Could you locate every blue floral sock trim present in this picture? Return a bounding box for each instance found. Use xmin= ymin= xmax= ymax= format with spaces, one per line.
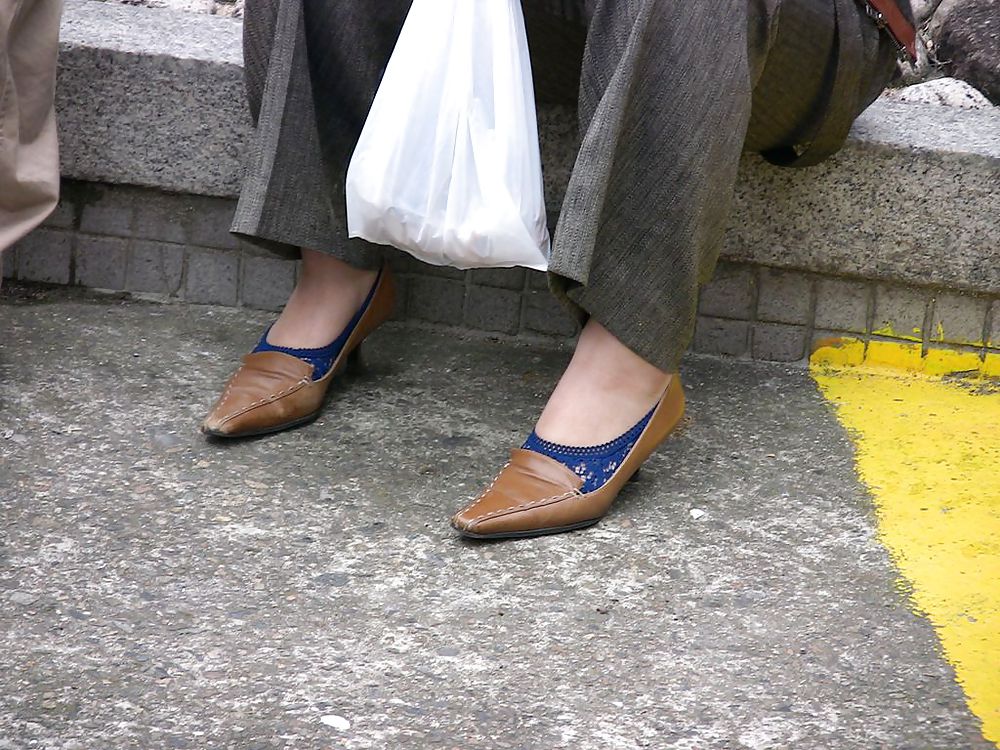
xmin=252 ymin=268 xmax=381 ymax=381
xmin=521 ymin=404 xmax=657 ymax=493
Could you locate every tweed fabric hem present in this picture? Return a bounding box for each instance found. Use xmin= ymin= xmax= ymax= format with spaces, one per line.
xmin=230 ymin=0 xmax=386 ymax=269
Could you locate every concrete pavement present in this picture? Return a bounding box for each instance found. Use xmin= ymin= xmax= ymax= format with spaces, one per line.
xmin=0 ymin=284 xmax=991 ymax=749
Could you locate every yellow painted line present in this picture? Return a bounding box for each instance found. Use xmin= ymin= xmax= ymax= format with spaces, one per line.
xmin=812 ymin=336 xmax=997 ymax=379
xmin=872 ymin=324 xmax=923 ymax=343
xmin=810 ymin=339 xmax=1000 ymax=746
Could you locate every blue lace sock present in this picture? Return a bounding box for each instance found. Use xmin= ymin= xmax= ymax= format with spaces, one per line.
xmin=521 ymin=405 xmax=657 ymax=493
xmin=251 ymin=268 xmax=381 ymax=381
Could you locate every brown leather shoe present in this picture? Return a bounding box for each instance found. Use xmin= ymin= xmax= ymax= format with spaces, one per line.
xmin=201 ymin=263 xmax=396 ymax=438
xmin=451 ymin=375 xmax=685 ymax=539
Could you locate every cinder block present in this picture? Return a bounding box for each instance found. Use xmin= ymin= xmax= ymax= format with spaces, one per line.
xmin=127 ymin=240 xmax=184 ymax=295
xmin=757 ymin=268 xmax=813 ymax=325
xmin=693 ymin=317 xmax=750 ymax=357
xmin=522 ymin=289 xmax=577 ymax=338
xmin=752 ymin=323 xmax=807 ymax=362
xmin=429 ymin=263 xmax=468 ymax=280
xmin=16 ymin=229 xmax=72 ymax=284
xmin=873 ymin=284 xmax=929 ymax=341
xmin=185 ymin=248 xmax=239 ymax=305
xmin=464 ymin=286 xmax=521 ymax=335
xmin=922 ymin=343 xmax=985 ymax=376
xmin=236 ymin=237 xmax=300 ymax=261
xmin=42 ymin=196 xmax=77 ymax=229
xmin=988 ymin=302 xmax=998 ymax=350
xmin=134 ymin=191 xmax=194 ymax=245
xmin=79 ymin=185 xmax=135 ymax=237
xmin=389 ymin=274 xmax=408 ymax=321
xmin=385 ymin=250 xmax=428 ymax=276
xmin=241 ymin=255 xmax=296 ymax=311
xmin=699 ymin=262 xmax=754 ymax=320
xmin=811 ymin=329 xmax=865 ymax=365
xmin=406 ymin=275 xmax=466 ymax=324
xmin=1 ymin=248 xmax=16 ymax=279
xmin=471 ymin=267 xmax=526 ymax=290
xmin=408 ymin=258 xmax=465 ymax=280
xmin=930 ymin=292 xmax=990 ymax=345
xmin=814 ymin=277 xmax=871 ymax=333
xmin=75 ymin=235 xmax=128 ymax=290
xmin=187 ymin=196 xmax=239 ymax=249
xmin=526 ymin=269 xmax=550 ymax=291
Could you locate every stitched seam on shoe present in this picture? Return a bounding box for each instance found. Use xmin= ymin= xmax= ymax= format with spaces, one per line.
xmin=469 ymin=490 xmax=582 ymax=524
xmin=217 ymin=376 xmax=310 ymax=423
xmin=455 ymin=462 xmax=510 ymax=520
xmin=214 ymin=363 xmax=245 ymax=412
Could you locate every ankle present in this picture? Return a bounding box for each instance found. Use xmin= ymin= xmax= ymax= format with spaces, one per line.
xmin=294 ymin=266 xmax=377 ymax=310
xmin=534 ymin=375 xmax=667 ymax=446
xmin=533 ymin=320 xmax=672 ymax=446
xmin=266 ymin=256 xmax=380 ymax=348
xmin=576 ymin=361 xmax=670 ymax=401
xmin=296 ymin=250 xmax=377 ymax=302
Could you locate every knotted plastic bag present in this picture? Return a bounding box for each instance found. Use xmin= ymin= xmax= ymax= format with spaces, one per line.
xmin=345 ymin=0 xmax=550 ymax=271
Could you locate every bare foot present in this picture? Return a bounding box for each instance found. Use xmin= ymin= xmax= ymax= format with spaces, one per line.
xmin=265 ymin=249 xmax=379 ymax=348
xmin=534 ymin=319 xmax=672 ymax=446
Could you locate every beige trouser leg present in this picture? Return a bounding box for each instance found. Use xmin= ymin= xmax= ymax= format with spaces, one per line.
xmin=0 ymin=0 xmax=62 ymax=258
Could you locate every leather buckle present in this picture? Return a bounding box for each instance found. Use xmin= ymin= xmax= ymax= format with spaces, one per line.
xmin=863 ymin=2 xmax=887 ymax=27
xmin=857 ymin=0 xmax=917 ymax=63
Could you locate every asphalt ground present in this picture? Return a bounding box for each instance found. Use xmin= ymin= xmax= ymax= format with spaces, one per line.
xmin=0 ymin=284 xmax=993 ymax=749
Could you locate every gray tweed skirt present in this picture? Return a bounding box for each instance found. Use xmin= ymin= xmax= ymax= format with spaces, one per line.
xmin=231 ymin=0 xmax=905 ymax=370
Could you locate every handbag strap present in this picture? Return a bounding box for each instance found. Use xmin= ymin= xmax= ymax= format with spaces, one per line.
xmin=860 ymin=0 xmax=917 ymax=62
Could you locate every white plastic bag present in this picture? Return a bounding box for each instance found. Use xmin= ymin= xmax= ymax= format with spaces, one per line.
xmin=345 ymin=0 xmax=550 ymax=271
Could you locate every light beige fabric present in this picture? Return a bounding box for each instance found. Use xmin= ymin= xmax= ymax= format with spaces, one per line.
xmin=0 ymin=0 xmax=62 ymax=257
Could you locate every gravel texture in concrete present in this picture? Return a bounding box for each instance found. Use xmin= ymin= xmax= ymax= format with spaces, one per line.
xmin=0 ymin=286 xmax=990 ymax=749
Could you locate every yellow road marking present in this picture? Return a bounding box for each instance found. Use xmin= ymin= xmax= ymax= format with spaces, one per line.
xmin=810 ymin=339 xmax=1000 ymax=746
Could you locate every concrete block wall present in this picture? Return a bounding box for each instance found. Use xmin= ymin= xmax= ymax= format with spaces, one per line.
xmin=5 ymin=180 xmax=997 ymax=367
xmin=694 ymin=263 xmax=998 ymax=364
xmin=1 ymin=182 xmax=578 ymax=342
